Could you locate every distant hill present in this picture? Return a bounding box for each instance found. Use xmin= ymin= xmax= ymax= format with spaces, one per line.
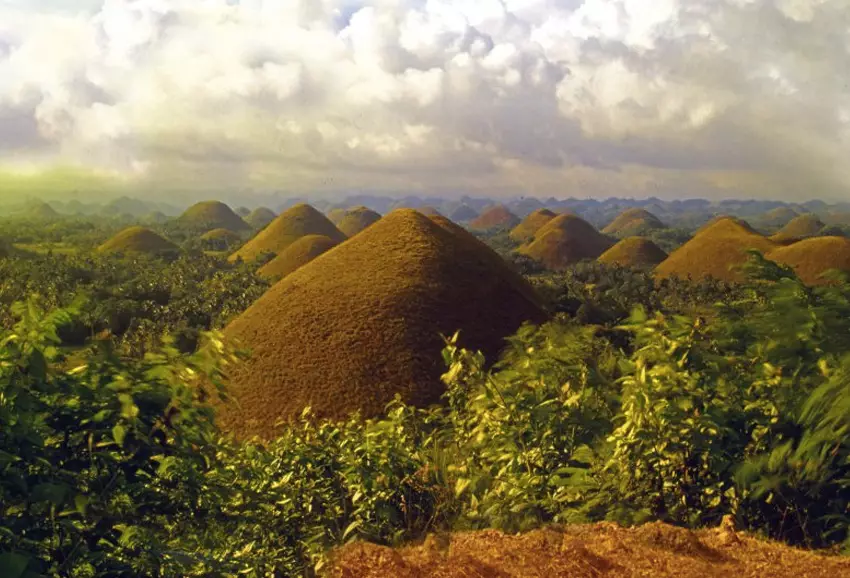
xmin=447 ymin=204 xmax=479 ymax=222
xmin=245 ymin=207 xmax=277 ymax=230
xmin=602 ymin=208 xmax=665 ymax=236
xmin=229 ymin=203 xmax=346 ymax=263
xmin=509 ymin=209 xmax=557 ymax=243
xmin=97 ymin=227 xmax=179 ymax=256
xmin=335 ymin=206 xmax=382 ymax=237
xmin=769 ymin=214 xmax=826 ymax=242
xmin=469 ymin=205 xmax=520 ymax=231
xmin=598 ymin=237 xmax=668 ymax=268
xmin=518 ymin=214 xmax=615 ymax=270
xmin=257 ymin=234 xmax=340 ymax=280
xmin=177 ymin=201 xmax=250 ymax=232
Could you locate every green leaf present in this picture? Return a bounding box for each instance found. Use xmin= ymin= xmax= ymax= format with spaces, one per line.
xmin=112 ymin=424 xmax=126 ymax=446
xmin=0 ymin=552 xmax=30 ymax=578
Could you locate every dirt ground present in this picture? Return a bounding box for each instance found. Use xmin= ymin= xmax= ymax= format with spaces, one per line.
xmin=327 ymin=520 xmax=850 ymax=578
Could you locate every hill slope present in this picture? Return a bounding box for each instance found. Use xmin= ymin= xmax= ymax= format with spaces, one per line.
xmin=767 ymin=236 xmax=850 ymax=285
xmin=228 ymin=203 xmax=346 ymax=263
xmin=598 ymin=237 xmax=668 ymax=267
xmin=218 ymin=209 xmax=546 ymax=439
xmin=518 ymin=214 xmax=615 ymax=270
xmin=655 ymin=217 xmax=777 ymax=282
xmin=97 ymin=227 xmax=179 ymax=256
xmin=509 ymin=208 xmax=557 ymax=243
xmin=256 ymin=234 xmax=340 ymax=280
xmin=177 ymin=201 xmax=250 ymax=232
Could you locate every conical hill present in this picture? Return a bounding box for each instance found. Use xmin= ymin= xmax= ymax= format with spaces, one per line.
xmin=767 ymin=236 xmax=850 ymax=286
xmin=509 ymin=209 xmax=557 ymax=243
xmin=257 ymin=234 xmax=340 ymax=280
xmin=655 ymin=217 xmax=777 ymax=282
xmin=598 ymin=237 xmax=668 ymax=268
xmin=769 ymin=213 xmax=825 ymax=242
xmin=228 ymin=203 xmax=346 ymax=263
xmin=602 ymin=208 xmax=665 ymax=236
xmin=245 ymin=207 xmax=277 ymax=229
xmin=177 ymin=201 xmax=249 ymax=232
xmin=218 ymin=209 xmax=546 ymax=439
xmin=97 ymin=226 xmax=179 ymax=256
xmin=335 ymin=206 xmax=382 ymax=237
xmin=518 ymin=214 xmax=615 ymax=270
xmin=469 ymin=205 xmax=520 ymax=231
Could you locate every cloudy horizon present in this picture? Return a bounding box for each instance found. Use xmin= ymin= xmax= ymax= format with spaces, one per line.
xmin=0 ymin=0 xmax=848 ymax=203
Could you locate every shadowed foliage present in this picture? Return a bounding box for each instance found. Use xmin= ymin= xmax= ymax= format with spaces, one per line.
xmin=177 ymin=201 xmax=250 ymax=232
xmin=602 ymin=208 xmax=665 ymax=236
xmin=468 ymin=205 xmax=520 ymax=231
xmin=509 ymin=208 xmax=557 ymax=243
xmin=336 ymin=206 xmax=382 ymax=237
xmin=767 ymin=236 xmax=850 ymax=285
xmin=244 ymin=207 xmax=277 ymax=229
xmin=598 ymin=236 xmax=668 ymax=268
xmin=256 ymin=234 xmax=340 ymax=280
xmin=518 ymin=214 xmax=615 ymax=271
xmin=217 ymin=209 xmax=546 ymax=439
xmin=228 ymin=203 xmax=346 ymax=263
xmin=770 ymin=213 xmax=826 ymax=242
xmin=97 ymin=226 xmax=179 ymax=256
xmin=655 ymin=217 xmax=777 ymax=282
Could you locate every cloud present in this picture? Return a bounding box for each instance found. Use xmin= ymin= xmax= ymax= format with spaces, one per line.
xmin=0 ymin=0 xmax=848 ymax=201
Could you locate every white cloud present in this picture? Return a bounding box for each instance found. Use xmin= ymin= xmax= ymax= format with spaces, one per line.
xmin=0 ymin=0 xmax=848 ymax=200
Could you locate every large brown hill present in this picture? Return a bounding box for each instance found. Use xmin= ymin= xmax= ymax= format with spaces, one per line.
xmin=598 ymin=237 xmax=667 ymax=268
xmin=602 ymin=208 xmax=665 ymax=236
xmin=767 ymin=236 xmax=850 ymax=285
xmin=769 ymin=213 xmax=825 ymax=242
xmin=509 ymin=209 xmax=557 ymax=243
xmin=177 ymin=201 xmax=249 ymax=232
xmin=218 ymin=209 xmax=546 ymax=439
xmin=518 ymin=214 xmax=615 ymax=270
xmin=228 ymin=203 xmax=346 ymax=263
xmin=336 ymin=206 xmax=382 ymax=237
xmin=469 ymin=205 xmax=520 ymax=231
xmin=97 ymin=226 xmax=179 ymax=256
xmin=256 ymin=234 xmax=339 ymax=281
xmin=655 ymin=217 xmax=777 ymax=283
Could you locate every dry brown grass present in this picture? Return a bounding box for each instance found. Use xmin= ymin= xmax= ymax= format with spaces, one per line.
xmin=602 ymin=208 xmax=665 ymax=236
xmin=327 ymin=207 xmax=349 ymax=225
xmin=518 ymin=214 xmax=615 ymax=271
xmin=326 ymin=520 xmax=850 ymax=578
xmin=177 ymin=201 xmax=250 ymax=231
xmin=245 ymin=207 xmax=277 ymax=229
xmin=767 ymin=236 xmax=850 ymax=285
xmin=448 ymin=205 xmax=479 ymax=222
xmin=257 ymin=234 xmax=340 ymax=280
xmin=598 ymin=237 xmax=667 ymax=268
xmin=469 ymin=205 xmax=520 ymax=231
xmin=228 ymin=203 xmax=347 ymax=263
xmin=770 ymin=214 xmax=826 ymax=242
xmin=655 ymin=217 xmax=778 ymax=283
xmin=336 ymin=206 xmax=382 ymax=237
xmin=509 ymin=209 xmax=556 ymax=243
xmin=97 ymin=226 xmax=179 ymax=256
xmin=217 ymin=209 xmax=546 ymax=439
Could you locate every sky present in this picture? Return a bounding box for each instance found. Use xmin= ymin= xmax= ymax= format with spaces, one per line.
xmin=0 ymin=0 xmax=848 ymax=203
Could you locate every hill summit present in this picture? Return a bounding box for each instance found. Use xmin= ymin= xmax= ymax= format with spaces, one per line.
xmin=770 ymin=213 xmax=825 ymax=242
xmin=97 ymin=226 xmax=179 ymax=256
xmin=509 ymin=208 xmax=557 ymax=243
xmin=177 ymin=201 xmax=250 ymax=232
xmin=655 ymin=217 xmax=777 ymax=282
xmin=518 ymin=214 xmax=615 ymax=270
xmin=218 ymin=209 xmax=546 ymax=439
xmin=228 ymin=203 xmax=346 ymax=263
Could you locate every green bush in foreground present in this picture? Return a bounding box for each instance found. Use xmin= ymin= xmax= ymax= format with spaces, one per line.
xmin=1 ymin=254 xmax=849 ymax=577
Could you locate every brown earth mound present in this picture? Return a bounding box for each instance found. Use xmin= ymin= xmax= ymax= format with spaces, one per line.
xmin=509 ymin=209 xmax=557 ymax=243
xmin=327 ymin=520 xmax=850 ymax=578
xmin=655 ymin=217 xmax=777 ymax=283
xmin=518 ymin=214 xmax=615 ymax=270
xmin=767 ymin=236 xmax=850 ymax=285
xmin=97 ymin=226 xmax=179 ymax=256
xmin=469 ymin=205 xmax=520 ymax=231
xmin=336 ymin=206 xmax=382 ymax=237
xmin=770 ymin=213 xmax=826 ymax=242
xmin=448 ymin=204 xmax=479 ymax=222
xmin=602 ymin=208 xmax=665 ymax=236
xmin=228 ymin=203 xmax=346 ymax=263
xmin=218 ymin=209 xmax=546 ymax=439
xmin=694 ymin=215 xmax=759 ymax=236
xmin=256 ymin=234 xmax=340 ymax=280
xmin=245 ymin=207 xmax=277 ymax=229
xmin=598 ymin=236 xmax=668 ymax=268
xmin=177 ymin=201 xmax=250 ymax=232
